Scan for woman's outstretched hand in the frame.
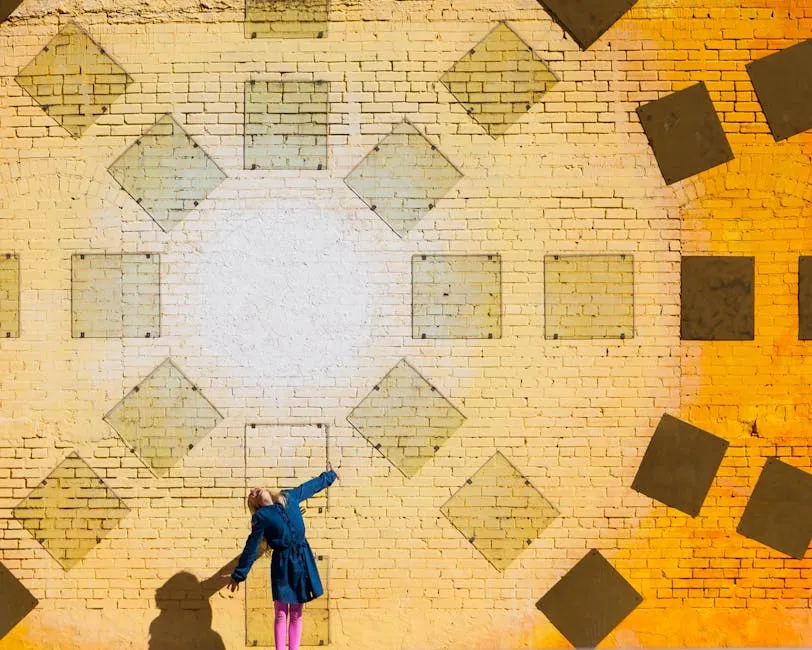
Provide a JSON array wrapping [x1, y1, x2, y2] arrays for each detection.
[[227, 578, 240, 593], [327, 461, 340, 480]]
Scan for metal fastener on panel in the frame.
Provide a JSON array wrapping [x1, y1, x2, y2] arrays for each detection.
[[468, 536, 475, 543], [375, 443, 382, 449], [433, 445, 439, 451], [553, 333, 558, 340], [466, 478, 472, 484], [188, 443, 193, 450], [620, 332, 625, 339], [133, 386, 140, 392]]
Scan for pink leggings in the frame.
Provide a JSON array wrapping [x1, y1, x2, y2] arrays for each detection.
[[274, 600, 304, 650]]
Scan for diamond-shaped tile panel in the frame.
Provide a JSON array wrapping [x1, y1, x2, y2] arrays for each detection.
[[0, 562, 38, 640], [535, 0, 639, 50], [347, 359, 465, 478], [14, 21, 133, 138], [103, 358, 223, 478], [632, 413, 729, 517], [440, 451, 559, 572], [798, 256, 812, 340], [637, 82, 734, 185], [108, 114, 227, 232], [412, 254, 502, 339], [440, 22, 558, 137], [536, 549, 642, 647], [247, 553, 329, 646], [681, 256, 754, 340], [1, 1, 24, 23], [746, 39, 812, 142], [0, 253, 20, 338], [71, 253, 160, 338], [736, 457, 812, 559], [246, 424, 329, 515], [12, 452, 129, 570], [343, 120, 462, 238], [245, 0, 329, 39], [545, 254, 634, 340], [244, 80, 328, 170]]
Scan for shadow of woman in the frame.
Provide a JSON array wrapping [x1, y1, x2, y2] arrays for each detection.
[[148, 557, 238, 650]]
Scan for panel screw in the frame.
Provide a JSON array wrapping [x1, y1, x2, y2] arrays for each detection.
[[488, 332, 493, 339], [317, 31, 324, 38], [553, 333, 558, 340], [188, 443, 193, 450], [428, 203, 434, 209], [80, 332, 85, 338], [421, 333, 426, 339], [526, 539, 531, 545], [468, 536, 475, 543], [96, 536, 102, 543], [433, 445, 439, 451], [370, 204, 377, 210], [469, 49, 475, 55], [133, 386, 140, 392], [317, 163, 322, 170], [373, 385, 380, 391], [101, 106, 108, 113], [375, 443, 381, 449], [136, 198, 143, 204], [193, 200, 199, 206], [525, 103, 531, 110], [251, 164, 258, 170], [251, 423, 256, 429], [620, 332, 625, 340], [466, 478, 472, 484], [251, 32, 257, 39], [373, 146, 380, 152], [145, 332, 151, 338], [39, 538, 45, 544]]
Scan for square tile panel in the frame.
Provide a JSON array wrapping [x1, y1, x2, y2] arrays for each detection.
[[412, 254, 501, 339], [0, 562, 38, 641], [245, 0, 329, 39], [103, 358, 224, 478], [799, 256, 812, 340], [347, 359, 465, 479], [440, 22, 558, 137], [680, 256, 754, 340], [637, 82, 734, 185], [544, 254, 633, 340], [535, 0, 639, 50], [343, 120, 463, 238], [536, 549, 642, 648], [108, 114, 227, 232], [12, 452, 129, 570], [0, 253, 20, 338], [632, 413, 729, 517], [746, 39, 812, 142], [736, 457, 812, 559], [15, 21, 132, 137], [440, 451, 559, 572]]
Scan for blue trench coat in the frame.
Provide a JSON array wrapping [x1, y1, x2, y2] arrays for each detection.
[[231, 470, 337, 604]]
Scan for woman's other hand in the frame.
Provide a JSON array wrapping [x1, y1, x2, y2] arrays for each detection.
[[227, 578, 240, 593], [327, 461, 340, 481]]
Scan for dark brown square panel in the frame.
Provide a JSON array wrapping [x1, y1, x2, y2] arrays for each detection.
[[535, 0, 638, 50], [680, 256, 754, 340], [632, 413, 729, 517], [637, 82, 734, 185], [0, 562, 38, 641], [746, 39, 812, 142], [799, 257, 812, 340], [737, 457, 812, 559], [536, 549, 642, 648], [0, 1, 23, 22]]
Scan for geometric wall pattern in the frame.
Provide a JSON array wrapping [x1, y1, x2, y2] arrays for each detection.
[[440, 451, 559, 572], [534, 0, 640, 49], [343, 120, 463, 238], [736, 457, 812, 560], [103, 359, 224, 478], [637, 82, 734, 185], [245, 423, 329, 515], [544, 254, 633, 340], [440, 22, 558, 137], [535, 549, 642, 647], [14, 21, 132, 138], [347, 359, 465, 479], [12, 452, 129, 570], [680, 256, 755, 341], [71, 253, 160, 338], [632, 413, 729, 517], [107, 114, 227, 232], [0, 562, 39, 641], [245, 0, 329, 39], [244, 80, 328, 170], [798, 256, 812, 340], [412, 254, 502, 339], [746, 39, 812, 142], [0, 253, 20, 338]]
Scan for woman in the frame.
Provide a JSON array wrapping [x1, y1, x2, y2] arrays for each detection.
[[228, 463, 339, 650]]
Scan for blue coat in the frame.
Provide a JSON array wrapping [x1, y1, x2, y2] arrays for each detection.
[[231, 470, 337, 604]]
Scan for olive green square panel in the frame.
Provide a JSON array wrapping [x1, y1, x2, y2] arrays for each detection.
[[347, 359, 466, 479], [0, 562, 38, 641], [343, 120, 463, 238], [736, 457, 812, 559], [12, 452, 129, 570], [245, 423, 329, 515], [544, 254, 634, 340], [440, 451, 558, 572], [245, 80, 328, 170], [0, 253, 19, 338], [632, 413, 729, 517], [71, 253, 160, 338], [14, 21, 133, 138], [535, 549, 642, 648], [103, 358, 224, 478], [245, 0, 329, 39], [412, 254, 502, 339], [247, 553, 329, 646], [107, 114, 227, 232], [440, 22, 558, 137]]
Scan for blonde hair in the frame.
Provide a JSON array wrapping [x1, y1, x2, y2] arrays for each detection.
[[246, 488, 287, 558]]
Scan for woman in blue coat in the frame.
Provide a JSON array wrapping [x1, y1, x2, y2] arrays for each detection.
[[228, 463, 339, 650]]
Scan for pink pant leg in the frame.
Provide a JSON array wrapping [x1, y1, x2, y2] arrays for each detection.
[[288, 603, 304, 650], [273, 601, 288, 650]]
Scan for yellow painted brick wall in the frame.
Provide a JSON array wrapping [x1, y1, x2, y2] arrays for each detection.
[[0, 0, 809, 648]]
